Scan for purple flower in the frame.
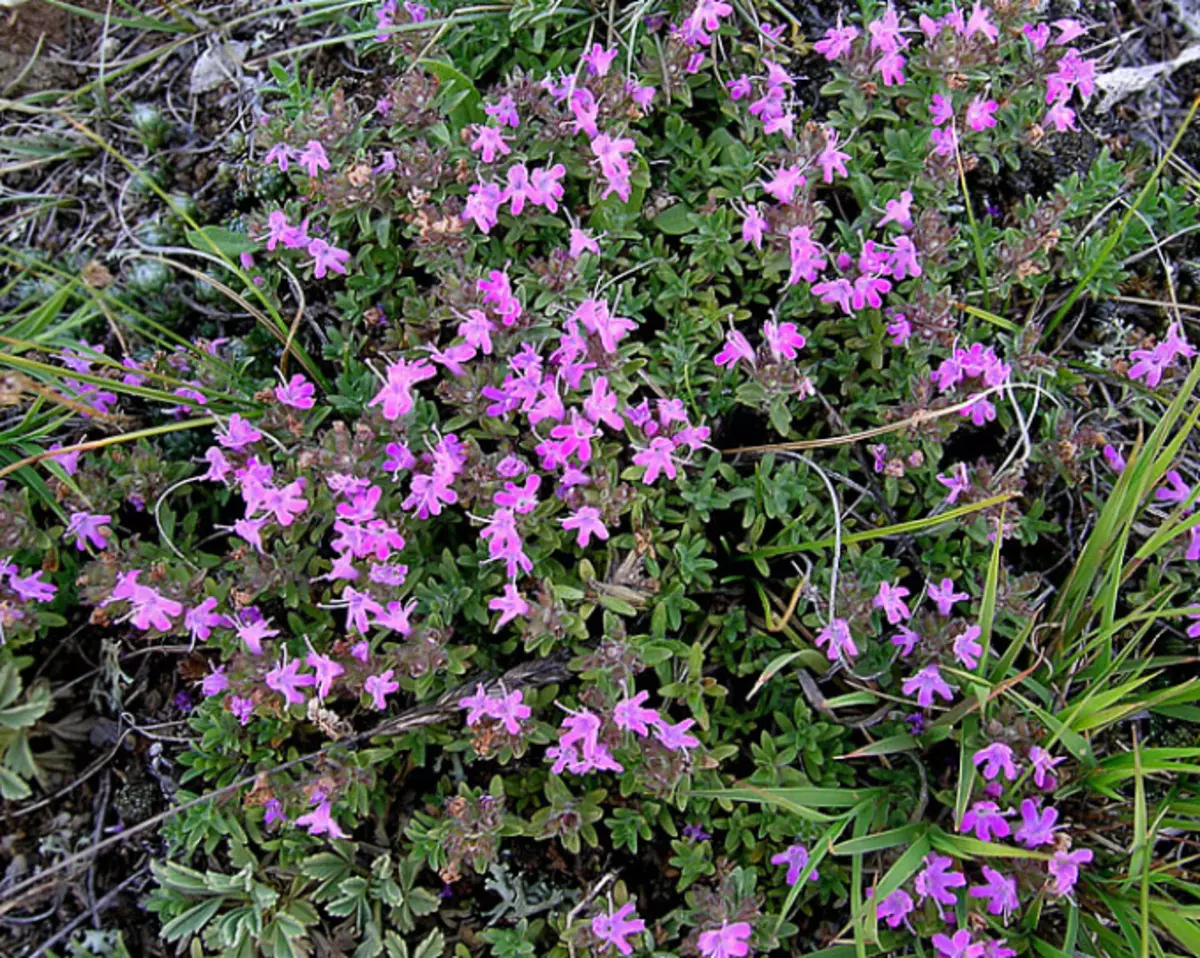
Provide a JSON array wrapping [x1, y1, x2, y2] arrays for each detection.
[[613, 691, 661, 737], [915, 854, 966, 916], [364, 669, 399, 710], [953, 624, 983, 669], [969, 866, 1018, 920], [697, 921, 751, 958], [64, 511, 112, 551], [652, 717, 700, 752], [903, 666, 955, 707], [263, 798, 287, 826], [1048, 847, 1092, 895], [932, 929, 985, 958], [266, 657, 315, 706], [488, 583, 529, 629], [714, 330, 756, 369], [591, 901, 645, 955], [1029, 746, 1065, 790], [561, 506, 608, 548], [275, 374, 315, 409], [959, 800, 1010, 842], [937, 464, 970, 504], [874, 888, 913, 928], [295, 796, 347, 839], [1015, 798, 1058, 848], [296, 140, 329, 177], [682, 822, 711, 842], [307, 238, 350, 279], [229, 695, 254, 725], [873, 581, 912, 624], [892, 625, 920, 657], [973, 742, 1019, 782], [201, 665, 229, 697], [770, 842, 817, 885], [928, 578, 970, 616], [815, 618, 858, 662]]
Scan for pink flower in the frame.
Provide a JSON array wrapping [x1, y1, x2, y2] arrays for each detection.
[[295, 797, 348, 839], [877, 50, 906, 86], [970, 866, 1018, 920], [485, 94, 519, 128], [369, 358, 435, 420], [296, 140, 329, 177], [965, 2, 999, 43], [65, 511, 111, 550], [959, 800, 1011, 842], [763, 321, 806, 361], [787, 226, 827, 284], [1044, 100, 1077, 132], [815, 618, 858, 661], [1054, 18, 1087, 44], [966, 97, 999, 132], [1156, 469, 1192, 505], [930, 93, 954, 126], [201, 665, 228, 697], [867, 6, 905, 54], [591, 902, 645, 956], [1023, 22, 1050, 51], [495, 474, 541, 514], [574, 299, 636, 354], [771, 842, 817, 885], [463, 180, 505, 232], [561, 505, 608, 548], [877, 190, 914, 230], [469, 125, 511, 163], [307, 238, 350, 278], [487, 583, 528, 629], [763, 164, 805, 203], [633, 437, 678, 484], [652, 717, 700, 751], [185, 597, 227, 643], [264, 143, 293, 171], [742, 205, 767, 249], [581, 42, 618, 76], [726, 74, 752, 99], [266, 657, 315, 706], [697, 921, 752, 958], [814, 20, 857, 60], [817, 130, 851, 183], [569, 228, 601, 259], [714, 329, 756, 369], [275, 373, 315, 409], [973, 742, 1019, 781], [364, 669, 399, 710], [928, 578, 970, 615], [218, 413, 262, 452], [306, 651, 344, 698], [614, 691, 661, 737], [930, 125, 958, 157], [903, 665, 955, 707], [873, 581, 911, 624], [937, 464, 970, 504]]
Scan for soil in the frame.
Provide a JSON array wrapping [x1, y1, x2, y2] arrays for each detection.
[[0, 0, 100, 94]]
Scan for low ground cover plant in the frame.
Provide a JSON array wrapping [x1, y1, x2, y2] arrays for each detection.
[[4, 1, 1200, 957]]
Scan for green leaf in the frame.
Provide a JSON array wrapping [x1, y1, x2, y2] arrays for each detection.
[[185, 226, 259, 258], [161, 897, 225, 943], [654, 204, 696, 235]]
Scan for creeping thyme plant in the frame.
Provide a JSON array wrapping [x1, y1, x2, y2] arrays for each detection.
[[7, 1, 1200, 956]]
